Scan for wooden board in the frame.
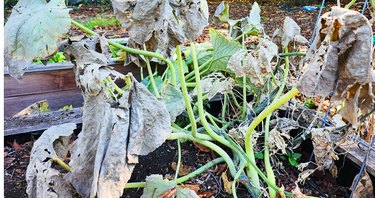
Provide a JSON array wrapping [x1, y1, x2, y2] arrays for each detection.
[[4, 108, 82, 136], [331, 134, 375, 176], [4, 61, 149, 118]]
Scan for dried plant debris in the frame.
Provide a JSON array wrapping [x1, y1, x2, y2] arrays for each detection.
[[63, 37, 172, 198], [298, 7, 374, 125], [272, 17, 308, 47], [268, 128, 288, 154], [350, 170, 374, 198], [192, 72, 234, 99], [310, 128, 338, 170], [141, 174, 199, 198], [26, 123, 76, 198], [228, 49, 264, 86], [4, 0, 71, 79], [112, 0, 208, 64]]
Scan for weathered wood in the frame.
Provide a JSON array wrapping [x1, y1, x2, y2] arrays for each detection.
[[4, 108, 83, 136], [331, 134, 375, 176], [4, 61, 149, 118]]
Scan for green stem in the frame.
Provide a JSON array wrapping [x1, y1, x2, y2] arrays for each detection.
[[52, 157, 71, 172], [175, 140, 182, 181], [230, 92, 242, 110], [265, 47, 291, 198], [124, 157, 225, 189], [278, 52, 306, 57], [176, 45, 198, 137], [232, 162, 246, 198], [241, 75, 247, 119], [70, 19, 176, 86], [144, 45, 160, 98], [222, 93, 228, 121], [245, 87, 299, 184], [184, 57, 213, 80], [345, 0, 356, 8], [190, 43, 232, 148], [168, 133, 237, 177]]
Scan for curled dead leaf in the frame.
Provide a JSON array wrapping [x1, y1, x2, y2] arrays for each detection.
[[298, 7, 374, 125]]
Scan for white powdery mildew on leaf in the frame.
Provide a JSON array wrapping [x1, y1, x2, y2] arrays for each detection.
[[4, 0, 71, 79], [26, 123, 76, 198], [64, 37, 172, 198], [112, 0, 208, 62]]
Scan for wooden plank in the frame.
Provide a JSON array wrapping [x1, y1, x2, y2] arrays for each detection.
[[331, 134, 375, 176], [4, 108, 83, 136], [4, 90, 83, 118], [5, 69, 77, 98]]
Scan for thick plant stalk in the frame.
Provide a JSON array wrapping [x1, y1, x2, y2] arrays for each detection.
[[190, 43, 232, 148], [70, 19, 177, 86], [264, 47, 291, 198], [176, 45, 198, 137], [245, 87, 300, 190]]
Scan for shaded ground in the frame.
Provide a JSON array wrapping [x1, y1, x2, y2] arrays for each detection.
[[4, 127, 354, 198]]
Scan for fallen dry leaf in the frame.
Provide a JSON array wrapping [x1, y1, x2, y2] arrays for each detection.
[[221, 171, 232, 194], [171, 162, 193, 176], [12, 140, 22, 152], [193, 142, 212, 153], [350, 170, 374, 198]]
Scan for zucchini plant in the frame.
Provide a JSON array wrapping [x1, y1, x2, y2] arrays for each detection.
[[5, 0, 373, 198]]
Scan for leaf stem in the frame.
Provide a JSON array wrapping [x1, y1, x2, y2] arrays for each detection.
[[143, 45, 160, 98], [70, 19, 177, 86], [124, 157, 225, 189]]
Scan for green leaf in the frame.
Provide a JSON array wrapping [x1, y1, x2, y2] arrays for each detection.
[[141, 174, 199, 198], [288, 155, 299, 167], [141, 75, 164, 96], [292, 153, 302, 160], [209, 29, 242, 73], [160, 84, 186, 122], [255, 152, 264, 159], [214, 1, 230, 22], [4, 0, 71, 79]]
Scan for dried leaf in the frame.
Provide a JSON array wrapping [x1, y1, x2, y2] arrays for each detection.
[[268, 128, 287, 154], [227, 50, 264, 86], [273, 17, 308, 47], [311, 128, 337, 170], [332, 114, 346, 128], [350, 170, 374, 198], [26, 123, 76, 198], [4, 0, 71, 79], [171, 162, 192, 176], [12, 140, 22, 152], [258, 38, 278, 73], [112, 0, 208, 62], [291, 184, 305, 198], [221, 171, 233, 194], [192, 73, 234, 99], [193, 142, 212, 153], [214, 1, 229, 22], [297, 8, 374, 125], [64, 37, 172, 198], [297, 169, 316, 184], [248, 2, 261, 26]]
